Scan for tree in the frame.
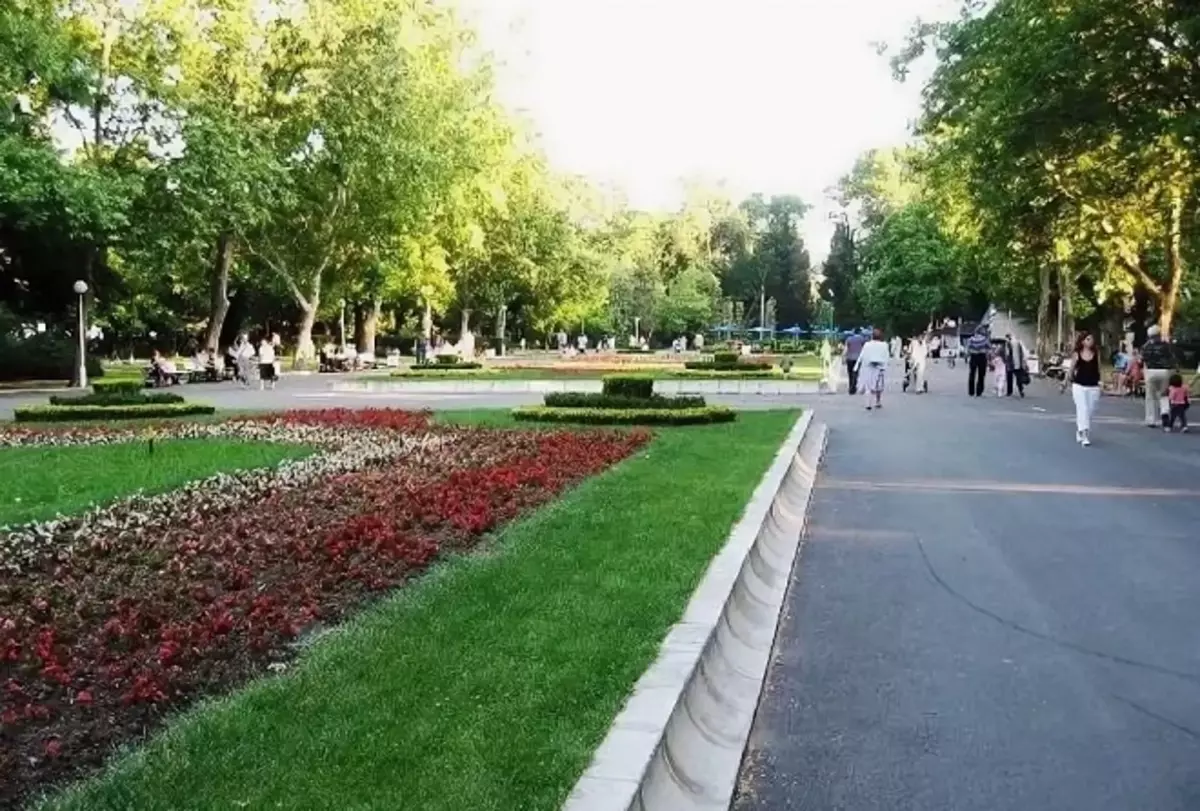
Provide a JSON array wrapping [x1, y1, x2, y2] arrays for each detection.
[[819, 220, 861, 326], [856, 203, 964, 335]]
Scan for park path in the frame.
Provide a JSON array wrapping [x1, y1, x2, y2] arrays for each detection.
[[734, 361, 1200, 811]]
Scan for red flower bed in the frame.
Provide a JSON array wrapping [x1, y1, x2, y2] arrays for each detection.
[[0, 413, 646, 807]]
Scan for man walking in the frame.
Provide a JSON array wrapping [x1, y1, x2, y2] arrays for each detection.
[[966, 326, 991, 396], [1003, 333, 1028, 397], [1141, 325, 1174, 428], [844, 329, 866, 395]]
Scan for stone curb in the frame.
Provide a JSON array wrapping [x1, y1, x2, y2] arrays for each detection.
[[562, 410, 828, 811], [331, 379, 822, 396]]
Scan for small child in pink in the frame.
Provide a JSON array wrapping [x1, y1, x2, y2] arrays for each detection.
[[1168, 373, 1190, 433]]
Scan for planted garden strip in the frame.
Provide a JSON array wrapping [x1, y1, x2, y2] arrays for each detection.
[[542, 393, 706, 410], [512, 406, 737, 425], [0, 410, 646, 808], [42, 412, 796, 811]]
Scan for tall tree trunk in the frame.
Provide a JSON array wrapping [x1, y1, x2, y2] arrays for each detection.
[[1059, 265, 1076, 348], [293, 270, 321, 366], [1035, 264, 1052, 359], [495, 304, 507, 357], [204, 232, 233, 354], [353, 303, 366, 352], [1161, 187, 1185, 339], [460, 308, 472, 342], [359, 297, 381, 355], [421, 300, 432, 341]]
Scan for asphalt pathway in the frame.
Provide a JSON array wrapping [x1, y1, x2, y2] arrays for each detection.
[[734, 363, 1200, 811]]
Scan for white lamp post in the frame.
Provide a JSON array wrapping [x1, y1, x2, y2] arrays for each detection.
[[634, 316, 641, 344], [73, 280, 89, 388]]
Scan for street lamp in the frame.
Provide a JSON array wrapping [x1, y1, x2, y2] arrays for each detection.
[[634, 316, 641, 344], [73, 280, 89, 388]]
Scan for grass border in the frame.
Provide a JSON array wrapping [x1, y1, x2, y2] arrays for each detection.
[[41, 411, 799, 811]]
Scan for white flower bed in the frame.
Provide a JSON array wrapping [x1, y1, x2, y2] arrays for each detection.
[[0, 419, 455, 575]]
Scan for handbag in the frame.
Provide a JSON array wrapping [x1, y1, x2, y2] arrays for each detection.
[[1017, 368, 1031, 386]]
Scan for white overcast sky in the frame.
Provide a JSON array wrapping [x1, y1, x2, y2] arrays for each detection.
[[465, 0, 959, 258]]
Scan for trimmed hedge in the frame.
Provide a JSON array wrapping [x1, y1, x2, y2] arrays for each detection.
[[601, 376, 654, 399], [13, 403, 216, 423], [684, 361, 773, 372], [668, 370, 784, 380], [713, 351, 739, 364], [417, 361, 483, 371], [92, 380, 145, 395], [543, 392, 706, 410], [48, 392, 185, 407], [435, 354, 464, 365], [512, 406, 736, 426]]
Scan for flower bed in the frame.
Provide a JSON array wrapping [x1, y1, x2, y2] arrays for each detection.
[[512, 406, 736, 425], [542, 392, 706, 410], [0, 410, 647, 807]]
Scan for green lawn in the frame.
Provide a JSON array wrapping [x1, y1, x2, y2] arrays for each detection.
[[44, 410, 800, 811], [0, 440, 312, 526]]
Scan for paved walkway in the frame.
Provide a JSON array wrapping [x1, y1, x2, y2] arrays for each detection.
[[734, 362, 1200, 810]]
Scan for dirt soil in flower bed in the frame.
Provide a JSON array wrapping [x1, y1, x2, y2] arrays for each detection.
[[0, 409, 647, 808]]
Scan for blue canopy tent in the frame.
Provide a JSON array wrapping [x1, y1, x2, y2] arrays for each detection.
[[781, 325, 805, 337]]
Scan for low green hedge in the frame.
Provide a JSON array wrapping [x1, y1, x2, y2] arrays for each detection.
[[668, 370, 785, 380], [713, 351, 739, 364], [543, 392, 706, 410], [601, 376, 655, 399], [92, 380, 145, 395], [13, 402, 216, 423], [416, 361, 483, 371], [512, 406, 736, 426], [49, 392, 184, 406], [684, 361, 773, 372], [392, 368, 488, 378]]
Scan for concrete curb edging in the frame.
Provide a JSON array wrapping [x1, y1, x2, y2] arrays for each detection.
[[563, 411, 828, 811]]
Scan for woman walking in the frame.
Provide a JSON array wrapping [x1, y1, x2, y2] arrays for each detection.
[[855, 328, 891, 411], [1061, 331, 1102, 446]]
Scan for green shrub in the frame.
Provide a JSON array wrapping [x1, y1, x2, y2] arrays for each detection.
[[401, 362, 483, 374], [713, 351, 739, 364], [0, 332, 104, 382], [390, 368, 488, 379], [601, 376, 654, 399], [543, 392, 706, 410], [669, 370, 783, 380], [512, 406, 736, 426], [435, 354, 461, 365], [616, 348, 651, 354], [48, 391, 184, 407], [92, 380, 145, 395], [684, 361, 773, 372], [13, 403, 216, 423]]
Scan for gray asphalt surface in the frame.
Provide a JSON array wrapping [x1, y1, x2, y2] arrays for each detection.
[[734, 364, 1200, 811]]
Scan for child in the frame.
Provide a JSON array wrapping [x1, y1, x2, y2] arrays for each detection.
[[992, 348, 1006, 396], [1168, 373, 1190, 432]]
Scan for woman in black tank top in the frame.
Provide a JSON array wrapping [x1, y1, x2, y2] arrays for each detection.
[[1065, 332, 1101, 445]]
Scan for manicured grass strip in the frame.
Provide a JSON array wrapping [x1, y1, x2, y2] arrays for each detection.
[[14, 403, 215, 422], [513, 405, 736, 425], [0, 440, 312, 526], [43, 411, 800, 811]]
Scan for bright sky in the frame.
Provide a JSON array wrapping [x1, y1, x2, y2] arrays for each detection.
[[466, 0, 959, 259]]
